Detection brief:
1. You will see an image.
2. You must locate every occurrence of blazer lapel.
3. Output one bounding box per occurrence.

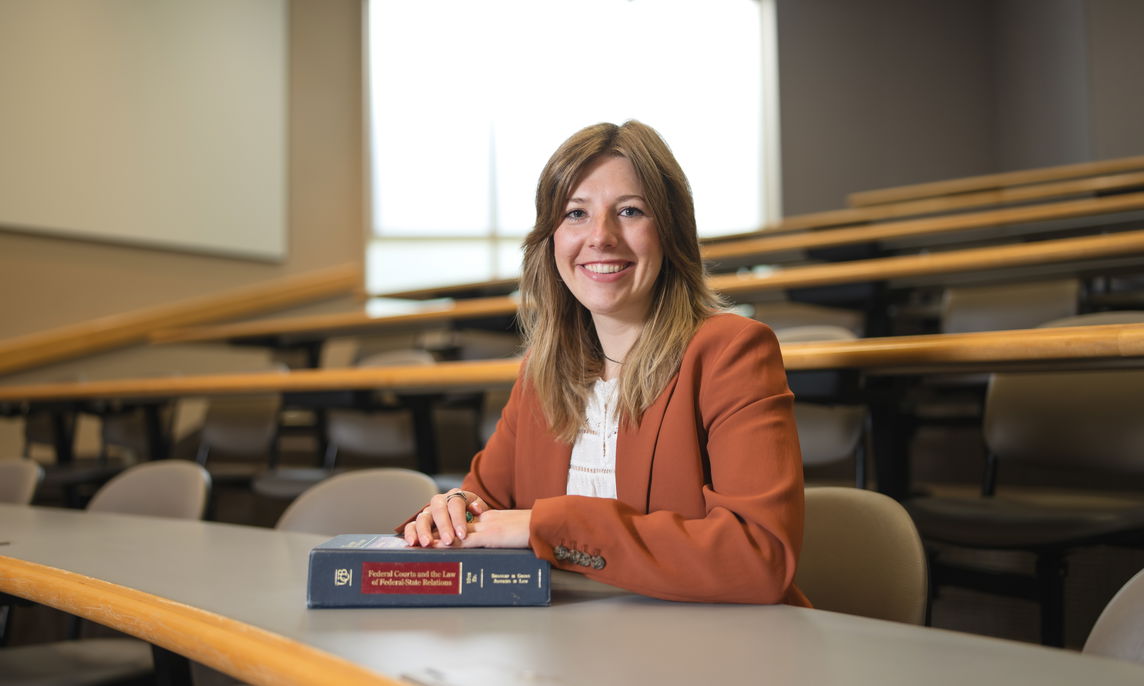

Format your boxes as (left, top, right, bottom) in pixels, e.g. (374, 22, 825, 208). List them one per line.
(616, 373, 679, 513)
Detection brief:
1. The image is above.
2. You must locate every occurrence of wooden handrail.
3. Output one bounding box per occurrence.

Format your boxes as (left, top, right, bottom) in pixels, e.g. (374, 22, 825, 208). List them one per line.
(848, 154, 1144, 208)
(370, 190, 1144, 300)
(8, 323, 1144, 401)
(708, 228, 1144, 297)
(0, 263, 361, 377)
(191, 228, 1144, 345)
(150, 295, 518, 345)
(380, 277, 520, 301)
(703, 192, 1144, 265)
(0, 556, 399, 686)
(766, 170, 1144, 232)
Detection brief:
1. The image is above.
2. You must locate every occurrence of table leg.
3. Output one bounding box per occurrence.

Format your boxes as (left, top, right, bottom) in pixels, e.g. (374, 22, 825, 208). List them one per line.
(152, 645, 193, 686)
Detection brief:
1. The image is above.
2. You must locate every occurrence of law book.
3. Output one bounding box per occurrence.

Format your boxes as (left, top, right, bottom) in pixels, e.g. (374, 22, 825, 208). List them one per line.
(307, 534, 551, 608)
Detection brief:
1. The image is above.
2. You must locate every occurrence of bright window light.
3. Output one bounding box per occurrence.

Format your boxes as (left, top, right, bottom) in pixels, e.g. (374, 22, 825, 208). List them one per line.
(366, 0, 779, 294)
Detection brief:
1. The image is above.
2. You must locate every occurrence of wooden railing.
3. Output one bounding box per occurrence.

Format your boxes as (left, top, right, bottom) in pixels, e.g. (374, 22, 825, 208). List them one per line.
(0, 263, 361, 376)
(0, 556, 396, 686)
(146, 229, 1144, 346)
(848, 154, 1144, 207)
(7, 322, 1144, 402)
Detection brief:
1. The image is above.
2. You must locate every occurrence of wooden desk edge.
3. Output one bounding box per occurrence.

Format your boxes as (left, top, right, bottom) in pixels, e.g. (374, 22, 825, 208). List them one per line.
(0, 556, 401, 686)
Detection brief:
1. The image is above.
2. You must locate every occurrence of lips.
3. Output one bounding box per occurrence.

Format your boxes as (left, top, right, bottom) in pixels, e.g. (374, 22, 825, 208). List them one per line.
(581, 261, 632, 274)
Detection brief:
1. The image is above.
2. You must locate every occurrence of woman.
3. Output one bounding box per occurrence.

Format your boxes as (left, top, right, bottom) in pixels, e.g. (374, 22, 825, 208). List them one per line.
(403, 120, 808, 605)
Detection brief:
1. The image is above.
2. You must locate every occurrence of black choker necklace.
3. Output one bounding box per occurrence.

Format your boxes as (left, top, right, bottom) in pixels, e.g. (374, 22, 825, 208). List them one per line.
(603, 353, 624, 365)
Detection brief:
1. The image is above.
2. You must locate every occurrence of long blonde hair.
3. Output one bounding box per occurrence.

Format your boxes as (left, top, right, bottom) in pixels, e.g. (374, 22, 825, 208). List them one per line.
(519, 121, 723, 443)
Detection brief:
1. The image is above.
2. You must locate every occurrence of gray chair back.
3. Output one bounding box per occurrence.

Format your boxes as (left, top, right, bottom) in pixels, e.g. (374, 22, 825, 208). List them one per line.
(86, 460, 211, 519)
(0, 459, 44, 504)
(199, 394, 281, 458)
(275, 467, 439, 535)
(983, 311, 1144, 473)
(941, 278, 1079, 334)
(326, 349, 436, 458)
(775, 326, 867, 473)
(1084, 567, 1144, 664)
(796, 486, 927, 624)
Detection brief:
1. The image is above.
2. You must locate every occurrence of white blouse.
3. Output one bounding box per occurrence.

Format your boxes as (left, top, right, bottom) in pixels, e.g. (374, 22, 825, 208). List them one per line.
(565, 378, 620, 499)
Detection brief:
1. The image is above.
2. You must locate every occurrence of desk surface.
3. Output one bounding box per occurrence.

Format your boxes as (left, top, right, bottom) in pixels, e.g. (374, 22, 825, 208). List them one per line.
(150, 228, 1144, 347)
(7, 323, 1144, 402)
(3, 504, 1142, 686)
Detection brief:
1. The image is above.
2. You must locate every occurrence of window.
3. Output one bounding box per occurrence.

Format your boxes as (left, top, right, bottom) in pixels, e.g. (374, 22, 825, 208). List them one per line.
(366, 0, 780, 295)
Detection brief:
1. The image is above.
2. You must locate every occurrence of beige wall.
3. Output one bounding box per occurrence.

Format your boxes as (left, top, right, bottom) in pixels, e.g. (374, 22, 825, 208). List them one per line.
(0, 0, 365, 458)
(0, 0, 364, 340)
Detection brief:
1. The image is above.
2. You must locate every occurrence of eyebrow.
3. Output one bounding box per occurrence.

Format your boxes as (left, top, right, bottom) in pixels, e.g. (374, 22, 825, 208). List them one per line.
(565, 194, 647, 205)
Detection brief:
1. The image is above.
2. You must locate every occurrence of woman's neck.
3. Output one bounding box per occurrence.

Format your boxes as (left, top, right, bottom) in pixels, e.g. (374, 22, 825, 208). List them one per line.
(593, 314, 644, 381)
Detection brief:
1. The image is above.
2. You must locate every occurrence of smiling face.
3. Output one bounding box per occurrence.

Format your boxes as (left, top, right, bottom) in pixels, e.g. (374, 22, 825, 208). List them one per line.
(552, 155, 664, 328)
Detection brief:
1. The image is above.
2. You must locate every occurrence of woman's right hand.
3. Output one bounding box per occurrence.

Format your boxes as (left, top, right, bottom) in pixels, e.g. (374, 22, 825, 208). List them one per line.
(403, 489, 490, 547)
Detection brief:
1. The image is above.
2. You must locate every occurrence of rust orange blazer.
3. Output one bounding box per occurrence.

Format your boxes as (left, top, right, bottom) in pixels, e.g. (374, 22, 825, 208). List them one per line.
(462, 313, 810, 606)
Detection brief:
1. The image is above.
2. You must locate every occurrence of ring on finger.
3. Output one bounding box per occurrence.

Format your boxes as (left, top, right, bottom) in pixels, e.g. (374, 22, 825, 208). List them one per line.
(445, 491, 469, 505)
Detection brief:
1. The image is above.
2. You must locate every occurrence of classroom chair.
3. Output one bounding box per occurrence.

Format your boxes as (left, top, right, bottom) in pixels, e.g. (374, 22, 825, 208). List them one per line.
(195, 393, 282, 479)
(1083, 567, 1144, 665)
(0, 460, 45, 646)
(774, 325, 870, 488)
(21, 411, 128, 508)
(275, 467, 440, 536)
(86, 459, 212, 519)
(0, 459, 44, 505)
(910, 277, 1082, 428)
(906, 311, 1144, 646)
(752, 300, 865, 337)
(796, 486, 928, 624)
(254, 349, 436, 501)
(0, 459, 211, 686)
(940, 278, 1080, 335)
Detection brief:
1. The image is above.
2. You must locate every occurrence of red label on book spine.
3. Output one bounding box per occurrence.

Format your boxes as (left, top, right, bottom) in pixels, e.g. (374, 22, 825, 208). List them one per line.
(361, 562, 461, 595)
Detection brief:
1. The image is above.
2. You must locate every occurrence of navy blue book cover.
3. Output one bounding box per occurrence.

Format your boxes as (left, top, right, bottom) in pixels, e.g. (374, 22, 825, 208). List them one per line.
(307, 534, 551, 607)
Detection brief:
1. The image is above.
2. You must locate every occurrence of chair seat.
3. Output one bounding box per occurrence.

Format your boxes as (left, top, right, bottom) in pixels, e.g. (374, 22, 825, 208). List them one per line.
(252, 467, 338, 499)
(40, 459, 131, 488)
(0, 637, 153, 686)
(907, 492, 1144, 549)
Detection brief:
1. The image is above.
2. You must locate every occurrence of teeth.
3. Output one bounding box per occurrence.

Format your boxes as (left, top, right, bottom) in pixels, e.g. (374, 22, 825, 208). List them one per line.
(584, 263, 627, 274)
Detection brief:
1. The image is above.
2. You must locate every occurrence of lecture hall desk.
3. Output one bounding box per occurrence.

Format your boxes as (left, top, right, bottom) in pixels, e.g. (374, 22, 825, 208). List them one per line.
(6, 322, 1144, 500)
(149, 228, 1144, 354)
(2, 503, 1144, 686)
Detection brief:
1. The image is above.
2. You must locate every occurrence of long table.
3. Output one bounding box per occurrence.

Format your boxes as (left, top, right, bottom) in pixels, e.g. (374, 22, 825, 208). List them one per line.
(3, 504, 1142, 686)
(149, 228, 1144, 349)
(6, 322, 1144, 495)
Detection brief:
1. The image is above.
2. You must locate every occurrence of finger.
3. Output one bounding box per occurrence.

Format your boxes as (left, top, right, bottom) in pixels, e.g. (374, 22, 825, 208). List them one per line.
(468, 496, 490, 515)
(430, 493, 460, 545)
(444, 490, 471, 541)
(410, 509, 432, 547)
(433, 522, 480, 548)
(403, 520, 418, 546)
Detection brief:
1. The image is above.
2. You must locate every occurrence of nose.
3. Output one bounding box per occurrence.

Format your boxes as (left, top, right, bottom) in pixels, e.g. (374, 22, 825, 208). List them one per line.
(587, 213, 619, 249)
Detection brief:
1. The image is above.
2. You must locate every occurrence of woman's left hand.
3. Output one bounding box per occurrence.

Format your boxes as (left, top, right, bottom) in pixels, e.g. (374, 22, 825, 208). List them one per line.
(440, 508, 532, 549)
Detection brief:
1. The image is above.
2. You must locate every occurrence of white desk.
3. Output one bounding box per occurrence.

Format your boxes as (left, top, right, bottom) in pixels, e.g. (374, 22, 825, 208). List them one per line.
(2, 504, 1142, 686)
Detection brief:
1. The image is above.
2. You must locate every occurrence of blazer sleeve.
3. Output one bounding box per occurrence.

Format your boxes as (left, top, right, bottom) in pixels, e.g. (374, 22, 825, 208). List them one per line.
(528, 320, 808, 605)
